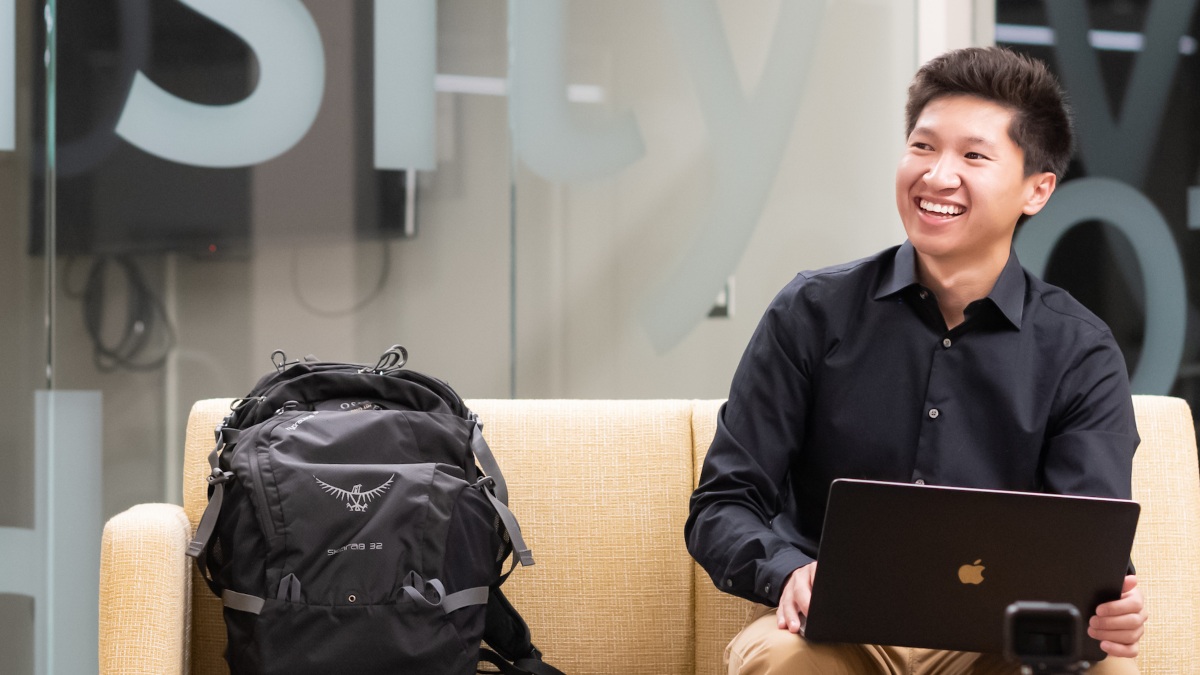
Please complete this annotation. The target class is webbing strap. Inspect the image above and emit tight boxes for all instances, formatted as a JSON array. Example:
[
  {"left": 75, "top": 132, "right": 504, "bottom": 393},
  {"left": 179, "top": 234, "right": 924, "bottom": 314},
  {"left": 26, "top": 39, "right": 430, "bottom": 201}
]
[
  {"left": 192, "top": 426, "right": 237, "bottom": 588},
  {"left": 477, "top": 649, "right": 566, "bottom": 675},
  {"left": 483, "top": 489, "right": 534, "bottom": 567},
  {"left": 442, "top": 586, "right": 489, "bottom": 614},
  {"left": 222, "top": 589, "right": 265, "bottom": 614},
  {"left": 187, "top": 475, "right": 226, "bottom": 562},
  {"left": 468, "top": 416, "right": 509, "bottom": 506},
  {"left": 400, "top": 571, "right": 446, "bottom": 608},
  {"left": 277, "top": 573, "right": 301, "bottom": 602}
]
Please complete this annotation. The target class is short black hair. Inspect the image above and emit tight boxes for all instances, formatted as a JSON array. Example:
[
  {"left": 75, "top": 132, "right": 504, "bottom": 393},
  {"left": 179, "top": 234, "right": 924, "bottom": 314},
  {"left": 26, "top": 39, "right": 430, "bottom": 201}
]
[{"left": 905, "top": 46, "right": 1074, "bottom": 179}]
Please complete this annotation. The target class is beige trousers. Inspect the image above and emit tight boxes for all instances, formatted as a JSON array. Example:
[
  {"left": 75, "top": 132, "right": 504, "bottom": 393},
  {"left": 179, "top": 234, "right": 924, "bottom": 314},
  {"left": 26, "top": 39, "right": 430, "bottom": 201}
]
[{"left": 727, "top": 607, "right": 1139, "bottom": 675}]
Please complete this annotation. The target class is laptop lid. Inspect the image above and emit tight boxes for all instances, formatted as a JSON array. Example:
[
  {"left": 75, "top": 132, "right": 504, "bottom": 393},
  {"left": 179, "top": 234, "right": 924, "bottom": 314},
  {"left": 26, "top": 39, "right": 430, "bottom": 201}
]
[{"left": 804, "top": 479, "right": 1139, "bottom": 662}]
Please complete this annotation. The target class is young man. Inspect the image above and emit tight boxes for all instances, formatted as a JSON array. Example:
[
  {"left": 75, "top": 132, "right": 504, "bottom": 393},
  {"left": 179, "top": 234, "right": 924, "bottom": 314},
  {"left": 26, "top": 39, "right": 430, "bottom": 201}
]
[{"left": 685, "top": 47, "right": 1147, "bottom": 674}]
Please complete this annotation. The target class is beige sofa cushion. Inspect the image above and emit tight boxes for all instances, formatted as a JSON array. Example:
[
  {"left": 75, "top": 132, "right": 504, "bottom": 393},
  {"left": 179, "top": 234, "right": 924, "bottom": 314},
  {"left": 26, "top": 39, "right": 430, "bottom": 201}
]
[
  {"left": 99, "top": 503, "right": 193, "bottom": 674},
  {"left": 183, "top": 399, "right": 238, "bottom": 674},
  {"left": 1129, "top": 394, "right": 1200, "bottom": 673},
  {"left": 469, "top": 399, "right": 697, "bottom": 675}
]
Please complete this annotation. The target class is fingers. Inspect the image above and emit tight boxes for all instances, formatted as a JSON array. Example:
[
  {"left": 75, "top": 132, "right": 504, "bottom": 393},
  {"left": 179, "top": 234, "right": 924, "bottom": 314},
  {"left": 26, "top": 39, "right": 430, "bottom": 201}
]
[
  {"left": 1120, "top": 575, "right": 1138, "bottom": 594},
  {"left": 1097, "top": 639, "right": 1140, "bottom": 660},
  {"left": 1090, "top": 578, "right": 1147, "bottom": 658},
  {"left": 775, "top": 563, "right": 816, "bottom": 634},
  {"left": 1089, "top": 619, "right": 1145, "bottom": 659}
]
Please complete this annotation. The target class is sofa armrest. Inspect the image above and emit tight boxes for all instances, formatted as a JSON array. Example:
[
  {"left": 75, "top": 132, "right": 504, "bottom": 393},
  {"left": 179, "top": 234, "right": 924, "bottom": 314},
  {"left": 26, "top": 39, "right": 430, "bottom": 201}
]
[{"left": 100, "top": 503, "right": 193, "bottom": 675}]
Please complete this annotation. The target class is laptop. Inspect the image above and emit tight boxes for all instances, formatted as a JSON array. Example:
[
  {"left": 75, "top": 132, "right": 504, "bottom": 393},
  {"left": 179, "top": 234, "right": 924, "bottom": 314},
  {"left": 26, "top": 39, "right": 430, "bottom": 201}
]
[{"left": 803, "top": 479, "right": 1140, "bottom": 662}]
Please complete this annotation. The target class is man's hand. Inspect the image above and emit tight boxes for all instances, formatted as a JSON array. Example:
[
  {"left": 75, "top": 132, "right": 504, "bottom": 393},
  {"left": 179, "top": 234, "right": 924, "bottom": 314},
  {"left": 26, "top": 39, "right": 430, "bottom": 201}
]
[
  {"left": 1089, "top": 575, "right": 1147, "bottom": 658},
  {"left": 776, "top": 562, "right": 817, "bottom": 634}
]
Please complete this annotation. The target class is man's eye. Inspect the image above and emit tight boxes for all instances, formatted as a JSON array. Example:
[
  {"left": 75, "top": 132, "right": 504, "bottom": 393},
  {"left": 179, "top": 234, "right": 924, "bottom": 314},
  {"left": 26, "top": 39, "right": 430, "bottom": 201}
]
[
  {"left": 965, "top": 152, "right": 988, "bottom": 160},
  {"left": 911, "top": 142, "right": 932, "bottom": 151}
]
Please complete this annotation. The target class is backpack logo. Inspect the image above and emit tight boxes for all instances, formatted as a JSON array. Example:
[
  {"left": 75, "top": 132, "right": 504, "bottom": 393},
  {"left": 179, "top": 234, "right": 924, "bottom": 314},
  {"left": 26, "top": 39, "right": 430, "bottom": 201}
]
[{"left": 313, "top": 474, "right": 395, "bottom": 512}]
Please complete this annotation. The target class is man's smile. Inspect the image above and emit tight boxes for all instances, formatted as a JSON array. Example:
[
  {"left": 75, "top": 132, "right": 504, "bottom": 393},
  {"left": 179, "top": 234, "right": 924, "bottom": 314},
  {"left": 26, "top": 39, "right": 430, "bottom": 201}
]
[{"left": 917, "top": 198, "right": 966, "bottom": 218}]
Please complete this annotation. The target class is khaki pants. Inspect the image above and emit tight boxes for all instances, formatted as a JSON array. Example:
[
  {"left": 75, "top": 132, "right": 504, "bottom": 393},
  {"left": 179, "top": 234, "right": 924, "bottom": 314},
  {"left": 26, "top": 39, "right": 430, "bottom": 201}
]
[{"left": 727, "top": 607, "right": 1139, "bottom": 675}]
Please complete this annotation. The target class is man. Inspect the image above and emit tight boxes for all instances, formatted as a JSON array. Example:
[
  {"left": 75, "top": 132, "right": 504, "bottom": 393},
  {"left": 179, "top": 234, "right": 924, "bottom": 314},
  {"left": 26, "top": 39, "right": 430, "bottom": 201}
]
[{"left": 685, "top": 47, "right": 1147, "bottom": 674}]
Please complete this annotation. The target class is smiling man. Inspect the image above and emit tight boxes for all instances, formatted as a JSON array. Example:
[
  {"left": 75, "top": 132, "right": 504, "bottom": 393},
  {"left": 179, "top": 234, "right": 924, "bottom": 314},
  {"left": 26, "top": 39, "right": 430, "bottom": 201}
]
[{"left": 686, "top": 47, "right": 1146, "bottom": 674}]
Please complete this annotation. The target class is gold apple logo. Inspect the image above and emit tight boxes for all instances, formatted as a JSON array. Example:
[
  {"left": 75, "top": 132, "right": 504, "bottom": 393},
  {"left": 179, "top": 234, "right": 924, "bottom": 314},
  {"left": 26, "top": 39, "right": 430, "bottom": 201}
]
[{"left": 957, "top": 559, "right": 985, "bottom": 585}]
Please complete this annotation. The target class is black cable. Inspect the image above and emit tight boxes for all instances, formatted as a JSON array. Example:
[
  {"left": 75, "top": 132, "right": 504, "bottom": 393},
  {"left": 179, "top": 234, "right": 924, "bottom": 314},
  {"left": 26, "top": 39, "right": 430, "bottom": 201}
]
[
  {"left": 290, "top": 240, "right": 392, "bottom": 317},
  {"left": 81, "top": 255, "right": 176, "bottom": 372}
]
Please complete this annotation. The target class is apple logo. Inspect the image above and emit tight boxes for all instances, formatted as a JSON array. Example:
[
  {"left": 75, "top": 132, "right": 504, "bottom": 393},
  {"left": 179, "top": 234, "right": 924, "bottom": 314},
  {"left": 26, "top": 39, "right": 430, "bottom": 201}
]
[{"left": 957, "top": 559, "right": 985, "bottom": 585}]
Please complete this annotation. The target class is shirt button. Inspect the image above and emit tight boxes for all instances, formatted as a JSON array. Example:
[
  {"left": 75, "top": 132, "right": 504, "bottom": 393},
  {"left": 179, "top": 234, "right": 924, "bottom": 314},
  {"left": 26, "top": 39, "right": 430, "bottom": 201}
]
[
  {"left": 919, "top": 290, "right": 929, "bottom": 300},
  {"left": 725, "top": 579, "right": 733, "bottom": 588},
  {"left": 765, "top": 583, "right": 772, "bottom": 594},
  {"left": 915, "top": 479, "right": 926, "bottom": 485},
  {"left": 942, "top": 338, "right": 952, "bottom": 348},
  {"left": 928, "top": 408, "right": 940, "bottom": 419}
]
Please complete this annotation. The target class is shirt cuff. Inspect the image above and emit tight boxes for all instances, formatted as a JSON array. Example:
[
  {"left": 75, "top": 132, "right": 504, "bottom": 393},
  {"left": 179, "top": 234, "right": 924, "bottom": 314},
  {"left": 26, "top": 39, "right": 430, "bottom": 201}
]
[{"left": 756, "top": 547, "right": 815, "bottom": 606}]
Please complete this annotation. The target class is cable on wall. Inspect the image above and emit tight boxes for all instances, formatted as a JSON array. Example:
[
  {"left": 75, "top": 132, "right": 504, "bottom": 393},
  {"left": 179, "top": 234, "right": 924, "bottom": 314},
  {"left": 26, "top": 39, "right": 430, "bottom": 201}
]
[{"left": 76, "top": 255, "right": 176, "bottom": 372}]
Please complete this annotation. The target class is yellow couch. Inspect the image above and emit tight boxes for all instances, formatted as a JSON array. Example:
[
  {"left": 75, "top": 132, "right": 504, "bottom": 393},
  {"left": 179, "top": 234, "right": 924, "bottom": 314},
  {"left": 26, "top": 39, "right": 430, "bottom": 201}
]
[{"left": 100, "top": 396, "right": 1200, "bottom": 673}]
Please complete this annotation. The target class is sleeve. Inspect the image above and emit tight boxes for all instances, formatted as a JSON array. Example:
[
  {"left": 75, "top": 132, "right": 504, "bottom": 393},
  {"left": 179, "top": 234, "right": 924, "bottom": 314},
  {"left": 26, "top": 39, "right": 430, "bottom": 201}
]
[
  {"left": 684, "top": 277, "right": 818, "bottom": 606},
  {"left": 1041, "top": 328, "right": 1139, "bottom": 501}
]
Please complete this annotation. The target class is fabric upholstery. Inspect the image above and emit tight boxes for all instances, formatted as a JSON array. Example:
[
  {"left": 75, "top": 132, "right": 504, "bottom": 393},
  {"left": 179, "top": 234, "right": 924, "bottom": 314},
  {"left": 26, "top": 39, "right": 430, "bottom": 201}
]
[
  {"left": 98, "top": 395, "right": 1200, "bottom": 674},
  {"left": 468, "top": 399, "right": 697, "bottom": 675},
  {"left": 99, "top": 503, "right": 192, "bottom": 675},
  {"left": 183, "top": 399, "right": 237, "bottom": 675},
  {"left": 1129, "top": 395, "right": 1200, "bottom": 672}
]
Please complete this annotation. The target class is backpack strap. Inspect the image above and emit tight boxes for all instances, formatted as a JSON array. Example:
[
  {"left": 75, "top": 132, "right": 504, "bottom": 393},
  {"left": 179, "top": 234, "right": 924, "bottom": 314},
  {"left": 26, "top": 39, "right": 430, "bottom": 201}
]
[
  {"left": 477, "top": 649, "right": 565, "bottom": 675},
  {"left": 479, "top": 483, "right": 535, "bottom": 568},
  {"left": 479, "top": 588, "right": 565, "bottom": 675},
  {"left": 187, "top": 422, "right": 239, "bottom": 594},
  {"left": 468, "top": 415, "right": 534, "bottom": 568},
  {"left": 468, "top": 413, "right": 509, "bottom": 505}
]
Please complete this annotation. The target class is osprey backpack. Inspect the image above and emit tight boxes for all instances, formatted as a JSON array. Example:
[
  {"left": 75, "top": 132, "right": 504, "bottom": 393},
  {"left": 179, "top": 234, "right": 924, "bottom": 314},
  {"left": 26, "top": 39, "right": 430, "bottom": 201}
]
[{"left": 187, "top": 345, "right": 563, "bottom": 674}]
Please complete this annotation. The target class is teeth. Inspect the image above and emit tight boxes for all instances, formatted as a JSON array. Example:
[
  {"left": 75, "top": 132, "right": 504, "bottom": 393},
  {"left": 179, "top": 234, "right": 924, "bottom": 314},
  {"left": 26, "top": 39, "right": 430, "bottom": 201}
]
[{"left": 920, "top": 199, "right": 964, "bottom": 215}]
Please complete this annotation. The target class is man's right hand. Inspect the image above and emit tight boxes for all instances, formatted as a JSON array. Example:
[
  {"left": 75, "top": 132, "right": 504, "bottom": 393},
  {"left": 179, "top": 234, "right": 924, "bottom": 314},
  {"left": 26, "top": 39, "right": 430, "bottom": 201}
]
[{"left": 776, "top": 562, "right": 817, "bottom": 634}]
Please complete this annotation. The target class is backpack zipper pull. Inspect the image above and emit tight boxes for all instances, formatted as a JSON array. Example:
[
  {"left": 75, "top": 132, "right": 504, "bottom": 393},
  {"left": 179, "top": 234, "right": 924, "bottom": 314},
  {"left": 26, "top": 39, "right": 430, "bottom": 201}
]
[{"left": 275, "top": 401, "right": 300, "bottom": 415}]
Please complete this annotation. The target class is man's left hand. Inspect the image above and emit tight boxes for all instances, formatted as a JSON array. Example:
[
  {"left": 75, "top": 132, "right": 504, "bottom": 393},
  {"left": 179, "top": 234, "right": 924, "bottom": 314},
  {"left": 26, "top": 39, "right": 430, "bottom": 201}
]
[{"left": 1089, "top": 575, "right": 1147, "bottom": 658}]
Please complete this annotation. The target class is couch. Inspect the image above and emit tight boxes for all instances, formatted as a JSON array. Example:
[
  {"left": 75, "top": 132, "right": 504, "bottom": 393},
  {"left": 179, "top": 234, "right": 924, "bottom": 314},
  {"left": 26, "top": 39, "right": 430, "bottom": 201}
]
[{"left": 100, "top": 396, "right": 1200, "bottom": 673}]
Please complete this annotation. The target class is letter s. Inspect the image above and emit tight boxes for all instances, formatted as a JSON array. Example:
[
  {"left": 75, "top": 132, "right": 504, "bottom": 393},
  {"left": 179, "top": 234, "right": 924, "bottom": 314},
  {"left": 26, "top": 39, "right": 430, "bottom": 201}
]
[{"left": 115, "top": 0, "right": 324, "bottom": 168}]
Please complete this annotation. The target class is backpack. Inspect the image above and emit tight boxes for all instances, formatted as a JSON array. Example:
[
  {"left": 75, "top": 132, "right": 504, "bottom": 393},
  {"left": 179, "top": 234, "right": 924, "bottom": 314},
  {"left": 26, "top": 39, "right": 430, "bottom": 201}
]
[{"left": 187, "top": 345, "right": 564, "bottom": 675}]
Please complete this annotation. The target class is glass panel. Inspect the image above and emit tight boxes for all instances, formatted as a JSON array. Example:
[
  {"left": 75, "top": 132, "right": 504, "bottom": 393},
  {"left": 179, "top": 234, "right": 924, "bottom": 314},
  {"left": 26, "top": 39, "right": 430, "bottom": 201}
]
[
  {"left": 998, "top": 0, "right": 1200, "bottom": 416},
  {"left": 1, "top": 0, "right": 926, "bottom": 670},
  {"left": 0, "top": 0, "right": 47, "bottom": 669},
  {"left": 510, "top": 0, "right": 918, "bottom": 397}
]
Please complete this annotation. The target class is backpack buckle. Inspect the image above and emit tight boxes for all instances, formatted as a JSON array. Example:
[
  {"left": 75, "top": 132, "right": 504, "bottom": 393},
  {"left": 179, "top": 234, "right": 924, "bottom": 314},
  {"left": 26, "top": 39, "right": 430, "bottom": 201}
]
[
  {"left": 474, "top": 476, "right": 497, "bottom": 492},
  {"left": 207, "top": 468, "right": 233, "bottom": 485}
]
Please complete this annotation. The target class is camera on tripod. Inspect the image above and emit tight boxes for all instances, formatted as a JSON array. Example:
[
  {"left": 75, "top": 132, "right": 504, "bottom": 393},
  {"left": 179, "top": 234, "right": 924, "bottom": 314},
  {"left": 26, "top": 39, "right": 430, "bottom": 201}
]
[{"left": 1004, "top": 601, "right": 1089, "bottom": 674}]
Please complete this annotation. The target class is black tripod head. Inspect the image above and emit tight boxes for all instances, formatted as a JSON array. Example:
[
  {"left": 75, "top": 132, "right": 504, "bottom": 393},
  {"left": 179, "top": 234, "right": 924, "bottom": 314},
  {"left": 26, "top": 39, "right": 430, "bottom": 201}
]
[{"left": 1004, "top": 601, "right": 1090, "bottom": 674}]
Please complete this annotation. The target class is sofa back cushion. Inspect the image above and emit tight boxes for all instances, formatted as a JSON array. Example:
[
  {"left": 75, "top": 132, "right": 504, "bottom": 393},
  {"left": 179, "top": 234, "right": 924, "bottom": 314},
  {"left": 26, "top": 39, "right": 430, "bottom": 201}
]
[
  {"left": 468, "top": 399, "right": 697, "bottom": 675},
  {"left": 1129, "top": 394, "right": 1200, "bottom": 673}
]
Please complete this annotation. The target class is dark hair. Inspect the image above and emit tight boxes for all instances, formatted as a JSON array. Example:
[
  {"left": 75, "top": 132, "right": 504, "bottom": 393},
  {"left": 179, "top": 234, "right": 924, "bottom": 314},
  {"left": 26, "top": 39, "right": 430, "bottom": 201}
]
[{"left": 904, "top": 47, "right": 1074, "bottom": 179}]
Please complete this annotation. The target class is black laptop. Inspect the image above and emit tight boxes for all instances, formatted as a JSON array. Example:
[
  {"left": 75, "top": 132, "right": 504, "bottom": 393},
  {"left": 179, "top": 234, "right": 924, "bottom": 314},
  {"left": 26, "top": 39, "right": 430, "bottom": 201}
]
[{"left": 804, "top": 479, "right": 1140, "bottom": 662}]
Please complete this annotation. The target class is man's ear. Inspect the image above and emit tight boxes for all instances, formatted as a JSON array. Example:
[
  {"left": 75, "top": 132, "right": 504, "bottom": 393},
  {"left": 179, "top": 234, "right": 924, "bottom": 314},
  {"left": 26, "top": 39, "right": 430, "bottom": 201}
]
[{"left": 1022, "top": 171, "right": 1057, "bottom": 216}]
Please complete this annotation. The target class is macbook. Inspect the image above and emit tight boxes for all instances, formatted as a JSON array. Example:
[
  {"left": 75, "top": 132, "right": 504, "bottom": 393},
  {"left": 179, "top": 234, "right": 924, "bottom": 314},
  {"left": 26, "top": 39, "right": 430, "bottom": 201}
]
[{"left": 803, "top": 479, "right": 1140, "bottom": 662}]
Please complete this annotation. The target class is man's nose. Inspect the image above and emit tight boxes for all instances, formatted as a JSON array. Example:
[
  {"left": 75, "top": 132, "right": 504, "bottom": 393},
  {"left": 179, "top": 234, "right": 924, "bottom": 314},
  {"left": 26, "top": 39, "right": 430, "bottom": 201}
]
[{"left": 924, "top": 155, "right": 961, "bottom": 190}]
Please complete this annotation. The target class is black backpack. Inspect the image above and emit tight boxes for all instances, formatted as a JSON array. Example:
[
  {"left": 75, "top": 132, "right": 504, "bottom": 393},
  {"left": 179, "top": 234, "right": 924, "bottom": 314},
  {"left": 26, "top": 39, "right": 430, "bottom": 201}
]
[{"left": 187, "top": 346, "right": 564, "bottom": 674}]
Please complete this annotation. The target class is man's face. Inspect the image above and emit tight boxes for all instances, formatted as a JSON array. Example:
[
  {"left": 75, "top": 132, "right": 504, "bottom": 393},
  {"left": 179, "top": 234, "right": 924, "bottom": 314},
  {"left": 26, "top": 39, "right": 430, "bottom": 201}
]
[{"left": 895, "top": 94, "right": 1055, "bottom": 269}]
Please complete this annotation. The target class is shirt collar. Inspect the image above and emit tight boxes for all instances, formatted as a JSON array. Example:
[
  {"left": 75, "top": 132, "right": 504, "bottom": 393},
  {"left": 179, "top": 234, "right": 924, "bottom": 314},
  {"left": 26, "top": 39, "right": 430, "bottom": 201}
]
[{"left": 873, "top": 241, "right": 1027, "bottom": 330}]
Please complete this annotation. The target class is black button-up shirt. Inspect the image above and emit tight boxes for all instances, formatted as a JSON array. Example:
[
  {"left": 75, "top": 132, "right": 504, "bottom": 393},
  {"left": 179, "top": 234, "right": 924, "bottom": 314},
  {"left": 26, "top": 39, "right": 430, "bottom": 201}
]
[{"left": 685, "top": 242, "right": 1139, "bottom": 606}]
